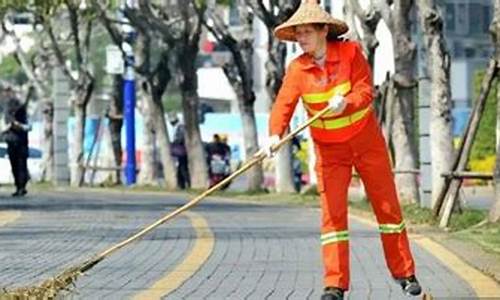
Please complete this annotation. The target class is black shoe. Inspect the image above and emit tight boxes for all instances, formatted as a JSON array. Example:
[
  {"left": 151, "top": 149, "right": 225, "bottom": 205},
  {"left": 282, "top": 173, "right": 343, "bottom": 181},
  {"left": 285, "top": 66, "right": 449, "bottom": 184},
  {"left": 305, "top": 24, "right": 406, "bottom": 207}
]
[
  {"left": 396, "top": 275, "right": 422, "bottom": 296},
  {"left": 321, "top": 287, "right": 344, "bottom": 300},
  {"left": 11, "top": 189, "right": 27, "bottom": 197}
]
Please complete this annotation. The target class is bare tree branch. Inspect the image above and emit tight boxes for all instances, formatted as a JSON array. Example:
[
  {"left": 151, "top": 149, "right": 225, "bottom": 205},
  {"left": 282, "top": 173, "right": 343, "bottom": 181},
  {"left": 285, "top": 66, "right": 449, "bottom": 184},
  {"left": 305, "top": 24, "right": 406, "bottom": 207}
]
[
  {"left": 1, "top": 21, "right": 47, "bottom": 95},
  {"left": 245, "top": 0, "right": 274, "bottom": 28},
  {"left": 375, "top": 0, "right": 393, "bottom": 30},
  {"left": 46, "top": 20, "right": 76, "bottom": 84},
  {"left": 91, "top": 0, "right": 124, "bottom": 51},
  {"left": 131, "top": 0, "right": 178, "bottom": 45},
  {"left": 65, "top": 0, "right": 83, "bottom": 73},
  {"left": 189, "top": 0, "right": 205, "bottom": 47},
  {"left": 83, "top": 20, "right": 93, "bottom": 67}
]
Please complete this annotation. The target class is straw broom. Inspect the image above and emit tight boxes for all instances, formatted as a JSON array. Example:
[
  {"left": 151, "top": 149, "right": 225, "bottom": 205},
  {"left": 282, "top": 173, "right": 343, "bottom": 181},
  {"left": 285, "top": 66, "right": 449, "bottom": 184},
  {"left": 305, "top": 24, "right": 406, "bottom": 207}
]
[{"left": 1, "top": 105, "right": 333, "bottom": 298}]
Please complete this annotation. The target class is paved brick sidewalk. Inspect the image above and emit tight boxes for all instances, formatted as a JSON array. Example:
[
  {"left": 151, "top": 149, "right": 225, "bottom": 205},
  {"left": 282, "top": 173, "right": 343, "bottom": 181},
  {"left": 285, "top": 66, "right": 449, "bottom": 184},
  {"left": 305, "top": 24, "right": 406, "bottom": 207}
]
[{"left": 0, "top": 190, "right": 479, "bottom": 299}]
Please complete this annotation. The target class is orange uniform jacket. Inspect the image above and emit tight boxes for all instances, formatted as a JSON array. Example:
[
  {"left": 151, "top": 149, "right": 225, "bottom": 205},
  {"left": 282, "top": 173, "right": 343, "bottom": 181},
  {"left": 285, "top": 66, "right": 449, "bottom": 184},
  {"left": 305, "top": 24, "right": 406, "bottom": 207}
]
[{"left": 269, "top": 41, "right": 373, "bottom": 143}]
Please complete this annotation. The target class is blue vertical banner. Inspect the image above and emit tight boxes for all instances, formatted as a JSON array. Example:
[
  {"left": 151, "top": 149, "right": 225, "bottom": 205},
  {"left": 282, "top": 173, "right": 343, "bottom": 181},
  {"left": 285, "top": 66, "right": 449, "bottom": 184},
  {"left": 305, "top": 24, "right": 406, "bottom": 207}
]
[{"left": 124, "top": 50, "right": 136, "bottom": 185}]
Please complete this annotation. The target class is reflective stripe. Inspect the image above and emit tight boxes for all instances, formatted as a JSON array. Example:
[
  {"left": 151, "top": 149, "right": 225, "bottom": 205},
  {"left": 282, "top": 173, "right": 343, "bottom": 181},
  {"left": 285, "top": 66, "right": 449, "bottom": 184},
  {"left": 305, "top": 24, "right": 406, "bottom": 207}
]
[
  {"left": 320, "top": 230, "right": 349, "bottom": 245},
  {"left": 302, "top": 81, "right": 352, "bottom": 104},
  {"left": 379, "top": 221, "right": 406, "bottom": 234},
  {"left": 311, "top": 106, "right": 371, "bottom": 130},
  {"left": 304, "top": 105, "right": 338, "bottom": 118}
]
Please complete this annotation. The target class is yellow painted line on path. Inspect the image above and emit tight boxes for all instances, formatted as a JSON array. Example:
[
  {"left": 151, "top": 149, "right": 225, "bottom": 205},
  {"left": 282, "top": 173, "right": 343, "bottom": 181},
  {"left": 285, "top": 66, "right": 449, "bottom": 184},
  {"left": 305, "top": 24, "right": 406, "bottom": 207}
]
[
  {"left": 134, "top": 211, "right": 214, "bottom": 300},
  {"left": 413, "top": 235, "right": 500, "bottom": 297},
  {"left": 0, "top": 211, "right": 21, "bottom": 227},
  {"left": 349, "top": 214, "right": 500, "bottom": 298}
]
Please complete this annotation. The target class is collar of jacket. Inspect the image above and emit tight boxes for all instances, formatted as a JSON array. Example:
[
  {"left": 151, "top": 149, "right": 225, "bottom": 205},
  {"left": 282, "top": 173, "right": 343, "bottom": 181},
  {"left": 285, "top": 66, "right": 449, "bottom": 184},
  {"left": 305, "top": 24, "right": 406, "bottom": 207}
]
[{"left": 298, "top": 42, "right": 340, "bottom": 70}]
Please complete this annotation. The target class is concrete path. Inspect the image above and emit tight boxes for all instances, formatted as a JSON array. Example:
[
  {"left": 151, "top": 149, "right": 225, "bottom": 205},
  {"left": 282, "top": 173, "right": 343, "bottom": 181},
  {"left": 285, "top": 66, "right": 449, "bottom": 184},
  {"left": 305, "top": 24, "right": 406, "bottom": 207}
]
[{"left": 0, "top": 190, "right": 497, "bottom": 299}]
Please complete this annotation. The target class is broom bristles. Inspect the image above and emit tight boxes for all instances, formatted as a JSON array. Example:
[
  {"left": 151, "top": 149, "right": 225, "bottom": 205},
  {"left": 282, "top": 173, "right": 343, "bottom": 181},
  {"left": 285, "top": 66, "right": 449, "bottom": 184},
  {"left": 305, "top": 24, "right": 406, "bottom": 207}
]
[{"left": 0, "top": 258, "right": 99, "bottom": 298}]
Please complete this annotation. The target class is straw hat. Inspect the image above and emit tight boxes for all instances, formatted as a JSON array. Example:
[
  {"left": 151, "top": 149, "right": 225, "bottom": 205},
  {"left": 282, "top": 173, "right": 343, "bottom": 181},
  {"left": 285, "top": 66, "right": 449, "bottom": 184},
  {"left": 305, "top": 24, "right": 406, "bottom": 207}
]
[{"left": 274, "top": 0, "right": 349, "bottom": 42}]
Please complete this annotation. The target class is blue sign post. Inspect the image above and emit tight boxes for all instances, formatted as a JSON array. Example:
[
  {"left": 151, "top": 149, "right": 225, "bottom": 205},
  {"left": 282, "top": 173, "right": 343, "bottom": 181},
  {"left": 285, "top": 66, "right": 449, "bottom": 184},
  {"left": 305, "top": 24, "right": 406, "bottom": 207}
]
[
  {"left": 123, "top": 51, "right": 136, "bottom": 185},
  {"left": 120, "top": 2, "right": 137, "bottom": 186}
]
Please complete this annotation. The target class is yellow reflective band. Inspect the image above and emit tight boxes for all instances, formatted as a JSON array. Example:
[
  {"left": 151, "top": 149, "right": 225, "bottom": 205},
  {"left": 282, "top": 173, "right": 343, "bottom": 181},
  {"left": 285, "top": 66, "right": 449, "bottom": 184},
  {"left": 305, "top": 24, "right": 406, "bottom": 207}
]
[
  {"left": 379, "top": 221, "right": 406, "bottom": 234},
  {"left": 302, "top": 81, "right": 351, "bottom": 104},
  {"left": 310, "top": 106, "right": 371, "bottom": 130},
  {"left": 305, "top": 105, "right": 338, "bottom": 118},
  {"left": 320, "top": 230, "right": 349, "bottom": 246}
]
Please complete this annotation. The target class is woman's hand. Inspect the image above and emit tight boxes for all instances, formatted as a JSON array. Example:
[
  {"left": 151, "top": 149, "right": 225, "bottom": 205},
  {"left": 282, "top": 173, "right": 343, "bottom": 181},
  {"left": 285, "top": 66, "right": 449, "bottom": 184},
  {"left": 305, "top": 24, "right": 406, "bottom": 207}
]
[{"left": 328, "top": 94, "right": 347, "bottom": 115}]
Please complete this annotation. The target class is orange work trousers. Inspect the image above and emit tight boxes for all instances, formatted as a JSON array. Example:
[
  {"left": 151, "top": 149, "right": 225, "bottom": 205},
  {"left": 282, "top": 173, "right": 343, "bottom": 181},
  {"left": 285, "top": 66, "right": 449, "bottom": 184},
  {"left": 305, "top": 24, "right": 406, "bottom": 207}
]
[{"left": 315, "top": 113, "right": 415, "bottom": 290}]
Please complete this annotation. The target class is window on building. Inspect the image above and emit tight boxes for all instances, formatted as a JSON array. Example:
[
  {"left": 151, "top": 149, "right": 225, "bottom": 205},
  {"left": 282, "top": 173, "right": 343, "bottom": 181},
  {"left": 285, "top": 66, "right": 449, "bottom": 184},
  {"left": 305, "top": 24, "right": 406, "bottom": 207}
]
[
  {"left": 465, "top": 47, "right": 476, "bottom": 58},
  {"left": 453, "top": 41, "right": 464, "bottom": 58},
  {"left": 483, "top": 4, "right": 492, "bottom": 34},
  {"left": 469, "top": 3, "right": 483, "bottom": 35},
  {"left": 481, "top": 47, "right": 492, "bottom": 58},
  {"left": 456, "top": 3, "right": 468, "bottom": 34},
  {"left": 444, "top": 3, "right": 455, "bottom": 33}
]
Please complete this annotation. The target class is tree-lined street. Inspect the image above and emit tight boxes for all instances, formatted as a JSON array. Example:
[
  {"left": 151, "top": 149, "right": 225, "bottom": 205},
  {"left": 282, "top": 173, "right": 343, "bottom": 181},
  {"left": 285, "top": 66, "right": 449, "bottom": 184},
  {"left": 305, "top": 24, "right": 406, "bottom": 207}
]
[{"left": 0, "top": 0, "right": 499, "bottom": 298}]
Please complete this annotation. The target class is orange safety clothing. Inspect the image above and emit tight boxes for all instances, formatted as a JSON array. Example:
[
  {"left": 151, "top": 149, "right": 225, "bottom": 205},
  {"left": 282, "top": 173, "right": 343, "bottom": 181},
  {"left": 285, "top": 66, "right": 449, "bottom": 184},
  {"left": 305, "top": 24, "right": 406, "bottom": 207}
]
[
  {"left": 268, "top": 40, "right": 416, "bottom": 291},
  {"left": 270, "top": 41, "right": 373, "bottom": 143},
  {"left": 316, "top": 113, "right": 415, "bottom": 290}
]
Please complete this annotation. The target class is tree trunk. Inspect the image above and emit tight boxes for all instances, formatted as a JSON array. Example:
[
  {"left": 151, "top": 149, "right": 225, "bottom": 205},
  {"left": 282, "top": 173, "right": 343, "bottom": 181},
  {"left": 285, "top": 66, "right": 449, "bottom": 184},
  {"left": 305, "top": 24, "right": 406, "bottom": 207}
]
[
  {"left": 490, "top": 0, "right": 500, "bottom": 223},
  {"left": 391, "top": 98, "right": 419, "bottom": 203},
  {"left": 234, "top": 1, "right": 264, "bottom": 191},
  {"left": 137, "top": 94, "right": 157, "bottom": 185},
  {"left": 390, "top": 1, "right": 419, "bottom": 203},
  {"left": 70, "top": 102, "right": 86, "bottom": 187},
  {"left": 492, "top": 80, "right": 500, "bottom": 222},
  {"left": 151, "top": 94, "right": 178, "bottom": 190},
  {"left": 41, "top": 100, "right": 54, "bottom": 182},
  {"left": 417, "top": 0, "right": 454, "bottom": 207},
  {"left": 490, "top": 80, "right": 500, "bottom": 222},
  {"left": 181, "top": 90, "right": 209, "bottom": 189},
  {"left": 267, "top": 36, "right": 295, "bottom": 193},
  {"left": 178, "top": 48, "right": 208, "bottom": 189},
  {"left": 275, "top": 138, "right": 296, "bottom": 193},
  {"left": 381, "top": 78, "right": 395, "bottom": 145},
  {"left": 344, "top": 0, "right": 380, "bottom": 68},
  {"left": 108, "top": 75, "right": 123, "bottom": 185},
  {"left": 240, "top": 101, "right": 264, "bottom": 191}
]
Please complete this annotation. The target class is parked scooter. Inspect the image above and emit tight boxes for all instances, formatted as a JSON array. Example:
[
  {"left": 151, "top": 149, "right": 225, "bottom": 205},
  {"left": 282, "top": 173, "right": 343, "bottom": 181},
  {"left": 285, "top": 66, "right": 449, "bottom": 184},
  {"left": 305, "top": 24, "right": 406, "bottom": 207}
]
[
  {"left": 208, "top": 152, "right": 231, "bottom": 189},
  {"left": 206, "top": 134, "right": 232, "bottom": 189}
]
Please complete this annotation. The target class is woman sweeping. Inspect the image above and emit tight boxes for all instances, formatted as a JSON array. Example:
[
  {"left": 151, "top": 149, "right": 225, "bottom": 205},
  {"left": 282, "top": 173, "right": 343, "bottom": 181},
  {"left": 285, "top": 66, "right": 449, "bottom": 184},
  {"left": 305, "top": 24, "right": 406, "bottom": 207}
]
[{"left": 260, "top": 1, "right": 422, "bottom": 299}]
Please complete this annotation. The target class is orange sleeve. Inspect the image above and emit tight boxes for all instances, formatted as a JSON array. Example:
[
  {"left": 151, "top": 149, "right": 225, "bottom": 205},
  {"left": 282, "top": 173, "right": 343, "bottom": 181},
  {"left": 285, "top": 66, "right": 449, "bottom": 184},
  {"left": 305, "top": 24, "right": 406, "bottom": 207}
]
[
  {"left": 269, "top": 62, "right": 302, "bottom": 137},
  {"left": 344, "top": 43, "right": 374, "bottom": 110}
]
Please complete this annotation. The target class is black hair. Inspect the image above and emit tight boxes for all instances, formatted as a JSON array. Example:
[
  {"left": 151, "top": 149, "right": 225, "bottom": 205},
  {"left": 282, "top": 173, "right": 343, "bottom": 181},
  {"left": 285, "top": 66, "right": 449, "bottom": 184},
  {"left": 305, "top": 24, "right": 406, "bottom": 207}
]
[{"left": 312, "top": 23, "right": 346, "bottom": 42}]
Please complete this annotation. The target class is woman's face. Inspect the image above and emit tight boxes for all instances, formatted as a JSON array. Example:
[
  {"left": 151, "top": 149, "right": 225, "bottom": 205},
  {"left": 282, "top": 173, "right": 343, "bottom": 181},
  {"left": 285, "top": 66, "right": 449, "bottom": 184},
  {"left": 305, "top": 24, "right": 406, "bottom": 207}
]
[{"left": 295, "top": 24, "right": 328, "bottom": 54}]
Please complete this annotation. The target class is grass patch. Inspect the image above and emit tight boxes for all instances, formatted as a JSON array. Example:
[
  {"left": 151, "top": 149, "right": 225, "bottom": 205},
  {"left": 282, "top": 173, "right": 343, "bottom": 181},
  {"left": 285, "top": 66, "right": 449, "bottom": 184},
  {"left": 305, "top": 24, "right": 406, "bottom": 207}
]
[
  {"left": 347, "top": 199, "right": 434, "bottom": 225},
  {"left": 453, "top": 221, "right": 500, "bottom": 255},
  {"left": 402, "top": 204, "right": 435, "bottom": 225},
  {"left": 448, "top": 209, "right": 487, "bottom": 231}
]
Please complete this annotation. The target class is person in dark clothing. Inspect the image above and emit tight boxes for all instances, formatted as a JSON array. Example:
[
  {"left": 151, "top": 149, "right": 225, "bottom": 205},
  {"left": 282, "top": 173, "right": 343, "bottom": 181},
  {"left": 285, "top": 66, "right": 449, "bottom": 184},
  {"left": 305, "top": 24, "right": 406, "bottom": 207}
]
[
  {"left": 207, "top": 134, "right": 231, "bottom": 188},
  {"left": 1, "top": 87, "right": 31, "bottom": 197},
  {"left": 169, "top": 112, "right": 190, "bottom": 190},
  {"left": 207, "top": 134, "right": 230, "bottom": 158}
]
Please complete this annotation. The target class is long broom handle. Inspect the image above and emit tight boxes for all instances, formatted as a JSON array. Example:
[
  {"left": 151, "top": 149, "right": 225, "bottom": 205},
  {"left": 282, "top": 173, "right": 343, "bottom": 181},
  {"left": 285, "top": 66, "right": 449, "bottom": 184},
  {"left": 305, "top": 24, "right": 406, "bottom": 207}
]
[{"left": 79, "top": 105, "right": 332, "bottom": 271}]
